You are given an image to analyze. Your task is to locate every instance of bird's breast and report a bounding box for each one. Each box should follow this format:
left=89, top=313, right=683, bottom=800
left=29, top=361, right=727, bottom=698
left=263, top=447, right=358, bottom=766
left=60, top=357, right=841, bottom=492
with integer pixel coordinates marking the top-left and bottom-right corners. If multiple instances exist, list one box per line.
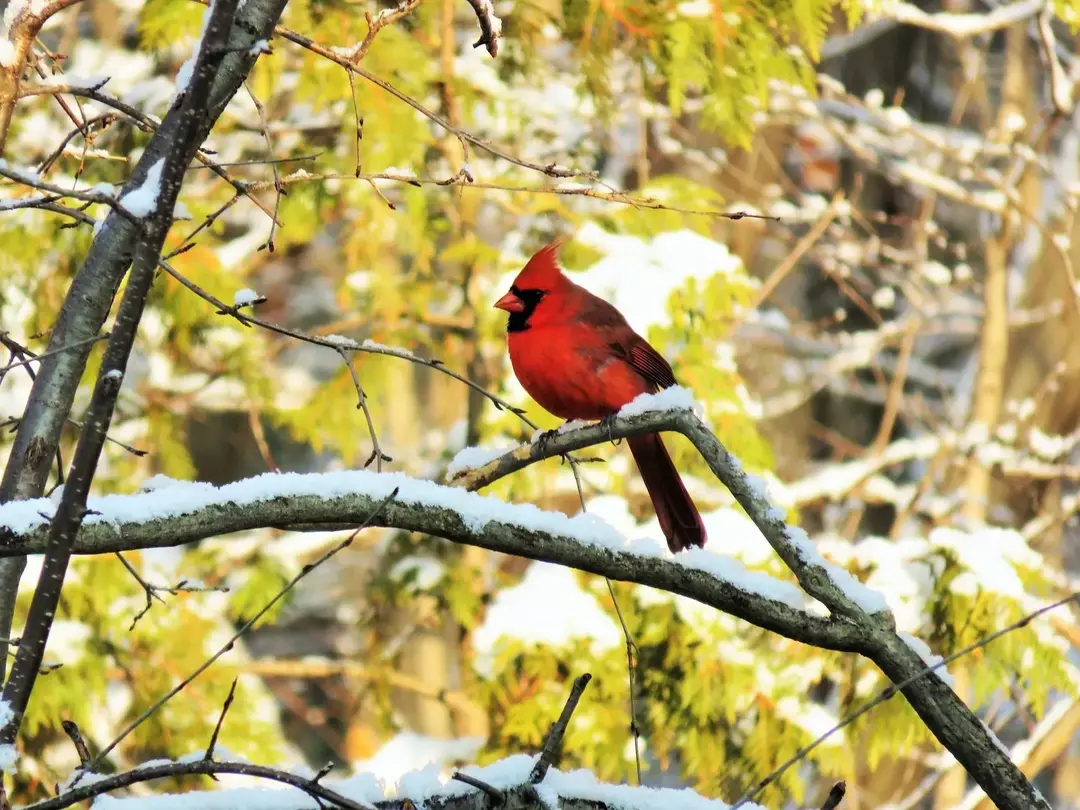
left=506, top=326, right=650, bottom=421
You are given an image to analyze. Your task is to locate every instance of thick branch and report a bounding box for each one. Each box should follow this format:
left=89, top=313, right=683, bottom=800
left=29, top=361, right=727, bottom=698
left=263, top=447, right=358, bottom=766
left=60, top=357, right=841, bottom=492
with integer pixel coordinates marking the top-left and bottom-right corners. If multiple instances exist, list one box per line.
left=0, top=431, right=861, bottom=652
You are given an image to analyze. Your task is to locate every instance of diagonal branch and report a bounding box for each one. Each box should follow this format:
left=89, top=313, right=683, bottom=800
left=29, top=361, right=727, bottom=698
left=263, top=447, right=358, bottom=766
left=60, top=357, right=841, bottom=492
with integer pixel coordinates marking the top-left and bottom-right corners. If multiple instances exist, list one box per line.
left=0, top=0, right=291, bottom=683
left=0, top=0, right=243, bottom=745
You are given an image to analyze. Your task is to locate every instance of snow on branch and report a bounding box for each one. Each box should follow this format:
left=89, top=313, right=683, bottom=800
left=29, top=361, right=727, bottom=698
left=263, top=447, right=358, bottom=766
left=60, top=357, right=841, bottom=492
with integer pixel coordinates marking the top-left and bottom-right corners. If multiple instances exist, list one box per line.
left=28, top=673, right=760, bottom=810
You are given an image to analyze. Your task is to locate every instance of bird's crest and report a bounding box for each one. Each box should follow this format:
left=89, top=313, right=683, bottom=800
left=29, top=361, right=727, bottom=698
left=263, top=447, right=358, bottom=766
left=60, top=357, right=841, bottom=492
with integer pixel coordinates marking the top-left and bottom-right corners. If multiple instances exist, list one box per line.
left=512, top=239, right=567, bottom=290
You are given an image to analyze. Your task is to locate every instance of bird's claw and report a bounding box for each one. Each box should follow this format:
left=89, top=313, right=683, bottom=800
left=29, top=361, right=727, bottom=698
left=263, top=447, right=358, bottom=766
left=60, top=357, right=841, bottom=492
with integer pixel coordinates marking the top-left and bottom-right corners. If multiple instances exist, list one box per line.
left=599, top=413, right=621, bottom=445
left=535, top=427, right=560, bottom=455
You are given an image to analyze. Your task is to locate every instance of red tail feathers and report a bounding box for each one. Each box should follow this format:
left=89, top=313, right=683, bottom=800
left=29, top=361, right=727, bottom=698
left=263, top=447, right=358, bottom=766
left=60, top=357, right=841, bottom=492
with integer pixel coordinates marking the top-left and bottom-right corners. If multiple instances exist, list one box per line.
left=628, top=434, right=706, bottom=553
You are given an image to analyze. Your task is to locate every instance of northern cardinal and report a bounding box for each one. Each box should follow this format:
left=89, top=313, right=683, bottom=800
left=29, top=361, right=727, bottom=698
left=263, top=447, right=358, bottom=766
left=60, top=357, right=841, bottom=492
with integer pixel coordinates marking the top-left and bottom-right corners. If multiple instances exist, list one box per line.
left=494, top=241, right=707, bottom=553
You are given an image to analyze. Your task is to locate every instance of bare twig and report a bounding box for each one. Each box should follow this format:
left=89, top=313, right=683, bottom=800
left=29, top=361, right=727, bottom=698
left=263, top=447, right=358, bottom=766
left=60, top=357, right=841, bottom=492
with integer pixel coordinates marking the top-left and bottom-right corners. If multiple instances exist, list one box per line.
left=530, top=673, right=592, bottom=783
left=60, top=720, right=91, bottom=766
left=821, top=781, right=846, bottom=810
left=204, top=678, right=238, bottom=764
left=463, top=0, right=500, bottom=56
left=451, top=772, right=506, bottom=802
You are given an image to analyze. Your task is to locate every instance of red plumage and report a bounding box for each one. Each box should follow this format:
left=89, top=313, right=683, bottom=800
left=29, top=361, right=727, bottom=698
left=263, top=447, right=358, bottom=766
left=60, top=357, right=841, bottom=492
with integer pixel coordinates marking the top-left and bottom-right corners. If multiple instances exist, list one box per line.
left=494, top=241, right=707, bottom=553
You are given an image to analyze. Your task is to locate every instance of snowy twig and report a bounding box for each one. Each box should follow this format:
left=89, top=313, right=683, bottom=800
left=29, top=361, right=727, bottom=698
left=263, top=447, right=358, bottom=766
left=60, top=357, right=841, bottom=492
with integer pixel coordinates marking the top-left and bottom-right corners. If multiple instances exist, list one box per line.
left=252, top=169, right=775, bottom=220
left=464, top=0, right=501, bottom=57
left=155, top=257, right=543, bottom=430
left=882, top=0, right=1045, bottom=38
left=0, top=0, right=88, bottom=156
left=530, top=673, right=591, bottom=783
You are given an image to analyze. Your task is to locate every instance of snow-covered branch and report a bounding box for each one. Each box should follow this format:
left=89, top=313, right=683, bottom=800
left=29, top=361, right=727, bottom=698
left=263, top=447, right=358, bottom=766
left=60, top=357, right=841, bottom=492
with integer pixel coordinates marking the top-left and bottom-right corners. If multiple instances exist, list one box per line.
left=0, top=399, right=1056, bottom=809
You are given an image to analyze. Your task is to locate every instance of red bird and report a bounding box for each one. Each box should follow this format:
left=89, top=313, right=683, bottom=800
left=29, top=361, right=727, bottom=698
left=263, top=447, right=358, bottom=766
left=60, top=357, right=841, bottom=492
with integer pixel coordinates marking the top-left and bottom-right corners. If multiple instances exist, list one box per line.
left=494, top=241, right=707, bottom=553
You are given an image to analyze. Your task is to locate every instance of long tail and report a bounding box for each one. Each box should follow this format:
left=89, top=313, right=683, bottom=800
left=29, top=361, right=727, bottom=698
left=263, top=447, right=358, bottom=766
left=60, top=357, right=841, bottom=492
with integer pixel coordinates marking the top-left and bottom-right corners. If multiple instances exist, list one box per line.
left=628, top=434, right=706, bottom=553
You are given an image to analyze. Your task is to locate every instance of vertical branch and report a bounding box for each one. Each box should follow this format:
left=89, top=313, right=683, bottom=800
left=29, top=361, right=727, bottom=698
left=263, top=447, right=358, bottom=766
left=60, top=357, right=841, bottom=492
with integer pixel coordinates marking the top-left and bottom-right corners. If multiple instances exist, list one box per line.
left=960, top=22, right=1027, bottom=525
left=0, top=0, right=242, bottom=743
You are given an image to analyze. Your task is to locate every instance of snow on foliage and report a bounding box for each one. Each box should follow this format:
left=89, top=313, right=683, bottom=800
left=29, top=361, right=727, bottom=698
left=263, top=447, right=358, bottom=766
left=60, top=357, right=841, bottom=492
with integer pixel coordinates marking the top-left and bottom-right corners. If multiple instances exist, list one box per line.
left=472, top=561, right=622, bottom=671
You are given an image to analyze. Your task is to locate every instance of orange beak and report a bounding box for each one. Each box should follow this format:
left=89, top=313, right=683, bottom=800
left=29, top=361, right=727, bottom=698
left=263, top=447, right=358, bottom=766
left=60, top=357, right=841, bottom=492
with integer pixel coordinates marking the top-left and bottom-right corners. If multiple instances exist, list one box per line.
left=494, top=291, right=525, bottom=313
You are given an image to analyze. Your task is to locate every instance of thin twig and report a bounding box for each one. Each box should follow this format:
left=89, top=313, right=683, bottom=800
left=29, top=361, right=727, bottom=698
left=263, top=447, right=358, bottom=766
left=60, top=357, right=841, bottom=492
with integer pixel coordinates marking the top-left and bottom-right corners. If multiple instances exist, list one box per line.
left=204, top=677, right=238, bottom=764
left=821, top=781, right=846, bottom=810
left=451, top=772, right=506, bottom=802
left=60, top=720, right=91, bottom=766
left=529, top=673, right=592, bottom=783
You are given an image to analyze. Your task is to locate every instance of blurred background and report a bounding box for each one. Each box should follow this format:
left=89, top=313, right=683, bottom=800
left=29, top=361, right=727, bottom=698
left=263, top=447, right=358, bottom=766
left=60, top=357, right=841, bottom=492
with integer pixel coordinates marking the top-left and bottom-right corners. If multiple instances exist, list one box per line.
left=2, top=0, right=1080, bottom=807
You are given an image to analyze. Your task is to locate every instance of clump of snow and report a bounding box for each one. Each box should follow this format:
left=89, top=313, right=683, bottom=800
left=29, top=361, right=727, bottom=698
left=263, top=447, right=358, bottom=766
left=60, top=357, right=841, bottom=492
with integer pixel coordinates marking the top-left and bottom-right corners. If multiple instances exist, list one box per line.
left=0, top=40, right=15, bottom=69
left=618, top=386, right=702, bottom=418
left=104, top=368, right=123, bottom=381
left=322, top=334, right=360, bottom=349
left=232, top=288, right=261, bottom=308
left=361, top=339, right=416, bottom=359
left=446, top=444, right=518, bottom=478
left=899, top=632, right=955, bottom=687
left=0, top=699, right=13, bottom=729
left=119, top=157, right=165, bottom=218
left=248, top=38, right=270, bottom=56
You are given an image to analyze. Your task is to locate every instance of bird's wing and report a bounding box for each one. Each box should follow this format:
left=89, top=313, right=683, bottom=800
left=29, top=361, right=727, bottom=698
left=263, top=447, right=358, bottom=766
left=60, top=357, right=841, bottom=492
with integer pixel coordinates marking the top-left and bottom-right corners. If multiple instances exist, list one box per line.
left=574, top=286, right=678, bottom=391
left=626, top=340, right=677, bottom=390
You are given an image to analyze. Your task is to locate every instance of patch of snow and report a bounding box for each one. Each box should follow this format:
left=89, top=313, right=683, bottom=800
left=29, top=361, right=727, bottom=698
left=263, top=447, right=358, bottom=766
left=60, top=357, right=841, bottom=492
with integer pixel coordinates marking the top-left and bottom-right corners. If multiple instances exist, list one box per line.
left=0, top=744, right=15, bottom=775
left=618, top=386, right=702, bottom=418
left=472, top=562, right=621, bottom=672
left=353, top=733, right=484, bottom=789
left=446, top=444, right=518, bottom=478
left=233, top=288, right=261, bottom=308
left=119, top=158, right=165, bottom=218
left=899, top=631, right=955, bottom=687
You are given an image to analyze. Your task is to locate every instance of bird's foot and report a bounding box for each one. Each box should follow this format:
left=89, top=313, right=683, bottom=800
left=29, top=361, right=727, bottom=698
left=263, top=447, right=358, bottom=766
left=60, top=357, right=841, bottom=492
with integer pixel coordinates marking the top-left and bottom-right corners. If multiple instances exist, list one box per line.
left=534, top=426, right=561, bottom=456
left=599, top=413, right=621, bottom=445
